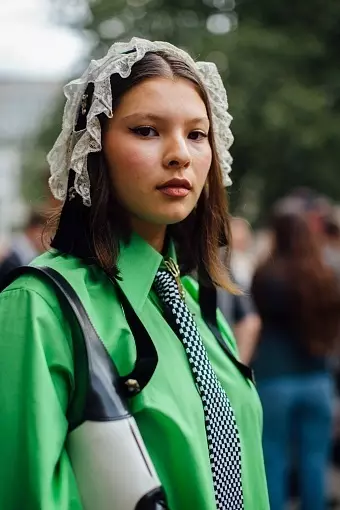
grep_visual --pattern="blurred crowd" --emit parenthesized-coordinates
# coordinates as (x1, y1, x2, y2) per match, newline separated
(219, 188, 340, 510)
(1, 187, 340, 509)
(0, 208, 46, 286)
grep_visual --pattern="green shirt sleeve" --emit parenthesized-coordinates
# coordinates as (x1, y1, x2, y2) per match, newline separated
(0, 285, 82, 509)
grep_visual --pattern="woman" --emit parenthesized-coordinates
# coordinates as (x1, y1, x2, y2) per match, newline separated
(251, 211, 340, 510)
(0, 38, 269, 509)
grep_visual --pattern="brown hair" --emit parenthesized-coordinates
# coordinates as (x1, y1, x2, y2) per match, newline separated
(252, 212, 340, 354)
(50, 51, 234, 290)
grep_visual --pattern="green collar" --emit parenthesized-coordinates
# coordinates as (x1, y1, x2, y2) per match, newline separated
(117, 232, 177, 313)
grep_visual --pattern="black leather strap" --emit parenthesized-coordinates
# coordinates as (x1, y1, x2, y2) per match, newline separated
(114, 283, 160, 393)
(198, 282, 255, 383)
(1, 266, 159, 430)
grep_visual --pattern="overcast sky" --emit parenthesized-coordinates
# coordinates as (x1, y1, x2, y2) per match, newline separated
(0, 0, 88, 80)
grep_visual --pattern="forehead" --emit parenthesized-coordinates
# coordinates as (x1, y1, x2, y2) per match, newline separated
(113, 77, 208, 120)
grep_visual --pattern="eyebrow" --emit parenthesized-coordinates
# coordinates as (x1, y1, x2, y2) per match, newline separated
(122, 113, 210, 124)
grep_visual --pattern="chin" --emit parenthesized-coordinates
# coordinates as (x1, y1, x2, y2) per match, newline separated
(165, 214, 191, 225)
(157, 207, 193, 225)
(136, 202, 195, 227)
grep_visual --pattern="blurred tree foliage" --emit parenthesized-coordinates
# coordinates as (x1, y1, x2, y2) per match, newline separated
(25, 0, 340, 222)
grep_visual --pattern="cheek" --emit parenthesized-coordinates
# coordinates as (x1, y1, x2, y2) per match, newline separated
(124, 149, 156, 181)
(194, 146, 212, 184)
(106, 136, 159, 186)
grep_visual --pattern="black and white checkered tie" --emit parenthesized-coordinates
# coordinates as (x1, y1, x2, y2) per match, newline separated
(154, 269, 244, 510)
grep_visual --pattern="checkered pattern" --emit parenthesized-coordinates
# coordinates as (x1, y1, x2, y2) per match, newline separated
(154, 270, 244, 510)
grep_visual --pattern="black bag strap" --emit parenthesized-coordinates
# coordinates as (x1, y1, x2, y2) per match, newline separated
(1, 266, 159, 429)
(198, 281, 255, 383)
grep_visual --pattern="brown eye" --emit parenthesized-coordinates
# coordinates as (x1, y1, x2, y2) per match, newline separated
(188, 131, 207, 141)
(130, 126, 158, 137)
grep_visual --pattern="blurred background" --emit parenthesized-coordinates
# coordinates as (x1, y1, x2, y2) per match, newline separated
(2, 0, 340, 508)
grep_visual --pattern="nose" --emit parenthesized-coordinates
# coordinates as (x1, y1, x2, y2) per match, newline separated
(163, 136, 191, 170)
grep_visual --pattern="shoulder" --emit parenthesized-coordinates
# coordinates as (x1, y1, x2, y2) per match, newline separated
(0, 249, 127, 364)
(3, 249, 110, 301)
(1, 250, 122, 331)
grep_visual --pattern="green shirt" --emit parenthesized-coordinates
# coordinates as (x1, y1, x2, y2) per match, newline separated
(0, 234, 269, 509)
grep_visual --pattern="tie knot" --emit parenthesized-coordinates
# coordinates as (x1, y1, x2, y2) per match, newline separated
(154, 270, 182, 304)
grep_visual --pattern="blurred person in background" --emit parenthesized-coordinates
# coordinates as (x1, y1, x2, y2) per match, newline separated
(277, 189, 340, 280)
(297, 189, 331, 232)
(321, 214, 340, 478)
(0, 209, 46, 286)
(230, 216, 255, 291)
(217, 283, 261, 365)
(279, 188, 332, 238)
(217, 236, 261, 364)
(251, 211, 340, 510)
(277, 191, 340, 500)
(322, 214, 340, 283)
(228, 218, 260, 363)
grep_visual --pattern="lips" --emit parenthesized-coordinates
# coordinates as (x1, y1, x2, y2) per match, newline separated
(157, 178, 192, 190)
(157, 178, 192, 198)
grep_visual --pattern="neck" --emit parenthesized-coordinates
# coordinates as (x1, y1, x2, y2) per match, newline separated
(130, 217, 167, 253)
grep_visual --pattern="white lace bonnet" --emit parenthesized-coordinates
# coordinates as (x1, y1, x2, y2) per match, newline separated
(47, 37, 233, 207)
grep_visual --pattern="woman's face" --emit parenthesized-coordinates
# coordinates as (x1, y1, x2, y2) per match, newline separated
(103, 76, 212, 234)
